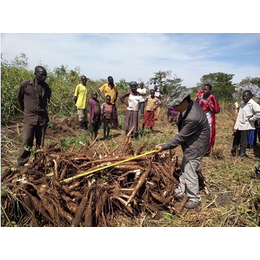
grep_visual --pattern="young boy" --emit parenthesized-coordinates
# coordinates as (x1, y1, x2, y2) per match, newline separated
(141, 89, 161, 133)
(88, 91, 101, 141)
(101, 95, 114, 139)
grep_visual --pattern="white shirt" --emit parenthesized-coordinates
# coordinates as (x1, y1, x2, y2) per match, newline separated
(137, 88, 147, 102)
(234, 98, 260, 130)
(154, 91, 161, 99)
(127, 93, 142, 111)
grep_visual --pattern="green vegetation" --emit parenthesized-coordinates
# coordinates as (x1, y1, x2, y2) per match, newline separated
(1, 54, 260, 227)
(2, 53, 259, 125)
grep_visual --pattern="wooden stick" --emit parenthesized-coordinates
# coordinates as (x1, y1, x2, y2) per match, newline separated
(178, 194, 188, 214)
(71, 190, 90, 227)
(126, 162, 152, 205)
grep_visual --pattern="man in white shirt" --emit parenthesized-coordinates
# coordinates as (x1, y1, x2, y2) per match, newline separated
(231, 90, 260, 160)
(137, 82, 147, 119)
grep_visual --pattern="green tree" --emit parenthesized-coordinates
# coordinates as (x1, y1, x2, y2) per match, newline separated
(116, 78, 129, 92)
(234, 77, 260, 99)
(251, 77, 260, 87)
(1, 53, 34, 124)
(1, 55, 83, 124)
(46, 65, 82, 117)
(149, 70, 184, 95)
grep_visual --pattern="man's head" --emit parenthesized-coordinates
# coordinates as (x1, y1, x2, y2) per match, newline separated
(150, 89, 155, 98)
(108, 76, 114, 85)
(34, 66, 47, 84)
(167, 86, 192, 112)
(140, 82, 144, 89)
(172, 96, 191, 112)
(129, 81, 138, 92)
(242, 90, 253, 104)
(81, 76, 87, 85)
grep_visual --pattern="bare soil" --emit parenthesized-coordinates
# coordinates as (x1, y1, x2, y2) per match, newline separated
(1, 107, 260, 227)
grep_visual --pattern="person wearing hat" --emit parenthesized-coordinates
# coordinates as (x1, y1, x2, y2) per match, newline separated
(120, 81, 142, 138)
(156, 86, 210, 209)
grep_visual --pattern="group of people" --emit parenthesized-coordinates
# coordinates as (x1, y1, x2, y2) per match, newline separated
(231, 90, 260, 160)
(73, 76, 162, 140)
(120, 81, 161, 137)
(17, 65, 260, 210)
(73, 75, 119, 140)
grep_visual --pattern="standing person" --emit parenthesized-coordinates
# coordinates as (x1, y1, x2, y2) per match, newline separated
(168, 106, 179, 124)
(154, 85, 162, 120)
(17, 66, 51, 167)
(73, 75, 88, 131)
(167, 96, 178, 124)
(137, 82, 147, 119)
(196, 83, 220, 155)
(141, 89, 161, 133)
(231, 90, 260, 160)
(98, 76, 119, 129)
(88, 91, 101, 141)
(120, 81, 142, 138)
(156, 86, 210, 209)
(101, 95, 114, 139)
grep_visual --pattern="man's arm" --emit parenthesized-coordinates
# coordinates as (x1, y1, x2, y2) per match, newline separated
(97, 89, 106, 100)
(73, 85, 79, 105)
(154, 98, 161, 110)
(249, 102, 260, 121)
(114, 92, 118, 103)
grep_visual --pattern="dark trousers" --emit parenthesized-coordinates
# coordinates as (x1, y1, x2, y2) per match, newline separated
(231, 130, 250, 156)
(18, 123, 47, 166)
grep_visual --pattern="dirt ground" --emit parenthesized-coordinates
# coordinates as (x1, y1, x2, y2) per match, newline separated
(1, 109, 260, 227)
(1, 114, 187, 227)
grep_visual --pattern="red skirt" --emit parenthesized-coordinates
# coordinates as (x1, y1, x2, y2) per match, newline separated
(142, 111, 155, 127)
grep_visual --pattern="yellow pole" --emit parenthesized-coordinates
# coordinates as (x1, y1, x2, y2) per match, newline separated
(60, 150, 157, 183)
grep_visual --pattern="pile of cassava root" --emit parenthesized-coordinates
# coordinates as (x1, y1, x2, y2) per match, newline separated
(1, 134, 207, 227)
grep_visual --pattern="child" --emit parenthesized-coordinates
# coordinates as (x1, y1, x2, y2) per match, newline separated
(88, 91, 101, 141)
(168, 106, 178, 124)
(101, 95, 114, 139)
(141, 89, 161, 133)
(167, 96, 178, 124)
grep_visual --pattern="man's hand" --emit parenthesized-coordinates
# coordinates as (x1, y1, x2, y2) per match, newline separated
(155, 145, 163, 153)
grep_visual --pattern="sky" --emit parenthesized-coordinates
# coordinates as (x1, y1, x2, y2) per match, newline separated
(1, 33, 260, 88)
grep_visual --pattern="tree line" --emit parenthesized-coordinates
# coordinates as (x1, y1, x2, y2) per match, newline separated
(1, 53, 259, 125)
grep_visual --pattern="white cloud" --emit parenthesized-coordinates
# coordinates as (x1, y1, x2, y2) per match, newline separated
(1, 33, 260, 88)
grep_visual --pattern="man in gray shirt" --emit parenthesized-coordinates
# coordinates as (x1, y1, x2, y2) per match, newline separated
(156, 86, 210, 209)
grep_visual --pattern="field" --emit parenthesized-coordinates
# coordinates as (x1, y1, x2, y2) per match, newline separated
(1, 103, 260, 227)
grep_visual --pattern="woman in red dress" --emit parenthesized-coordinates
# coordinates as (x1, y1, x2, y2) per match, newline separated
(196, 84, 220, 155)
